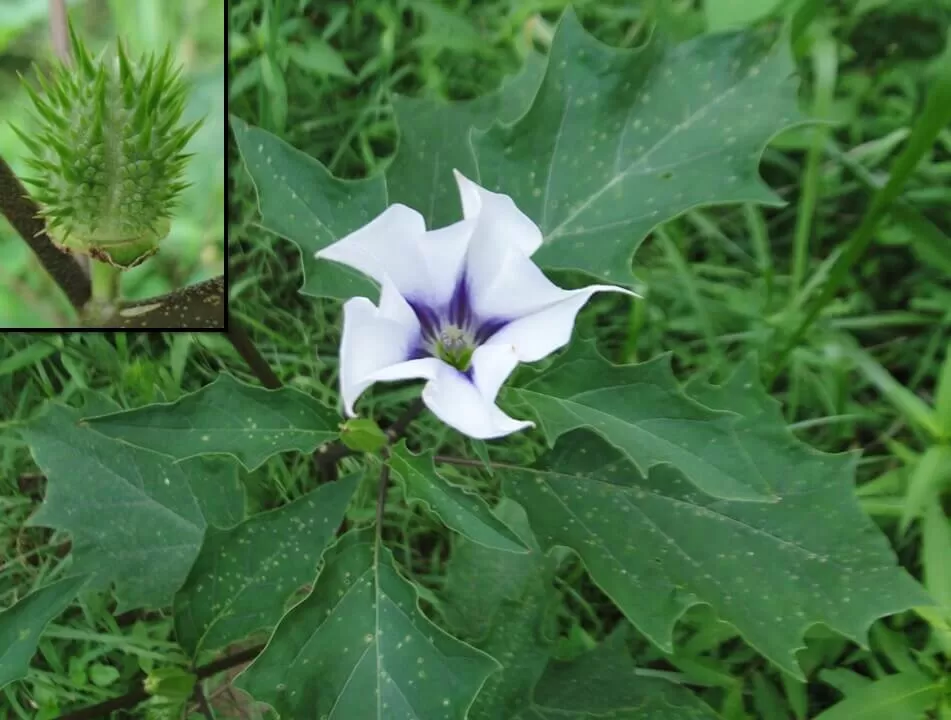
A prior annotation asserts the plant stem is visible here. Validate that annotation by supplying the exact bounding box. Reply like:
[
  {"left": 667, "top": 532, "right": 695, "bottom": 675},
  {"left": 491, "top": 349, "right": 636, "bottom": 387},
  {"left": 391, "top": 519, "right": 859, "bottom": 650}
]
[
  {"left": 93, "top": 275, "right": 225, "bottom": 329},
  {"left": 55, "top": 644, "right": 265, "bottom": 720},
  {"left": 192, "top": 681, "right": 215, "bottom": 720},
  {"left": 90, "top": 260, "right": 120, "bottom": 303},
  {"left": 0, "top": 155, "right": 91, "bottom": 310},
  {"left": 385, "top": 398, "right": 426, "bottom": 441},
  {"left": 224, "top": 312, "right": 282, "bottom": 389}
]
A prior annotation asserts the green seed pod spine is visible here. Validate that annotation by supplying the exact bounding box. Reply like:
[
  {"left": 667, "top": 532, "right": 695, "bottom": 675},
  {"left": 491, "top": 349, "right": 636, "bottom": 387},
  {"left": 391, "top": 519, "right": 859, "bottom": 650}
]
[{"left": 11, "top": 20, "right": 203, "bottom": 268}]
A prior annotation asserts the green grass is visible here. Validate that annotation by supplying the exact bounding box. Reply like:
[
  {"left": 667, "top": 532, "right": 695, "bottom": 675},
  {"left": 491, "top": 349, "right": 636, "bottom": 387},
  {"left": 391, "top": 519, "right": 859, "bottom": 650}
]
[
  {"left": 2, "top": 0, "right": 951, "bottom": 717},
  {"left": 0, "top": 0, "right": 225, "bottom": 328}
]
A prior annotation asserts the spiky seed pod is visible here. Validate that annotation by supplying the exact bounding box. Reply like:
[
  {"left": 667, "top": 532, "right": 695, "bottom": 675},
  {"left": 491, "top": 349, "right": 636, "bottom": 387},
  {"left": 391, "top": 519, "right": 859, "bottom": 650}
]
[{"left": 11, "top": 21, "right": 202, "bottom": 268}]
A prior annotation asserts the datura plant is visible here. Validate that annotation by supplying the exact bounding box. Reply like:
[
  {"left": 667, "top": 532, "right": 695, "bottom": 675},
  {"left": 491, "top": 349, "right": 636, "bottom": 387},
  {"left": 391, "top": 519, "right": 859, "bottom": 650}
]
[
  {"left": 2, "top": 8, "right": 934, "bottom": 720},
  {"left": 317, "top": 169, "right": 637, "bottom": 439},
  {"left": 12, "top": 20, "right": 200, "bottom": 272}
]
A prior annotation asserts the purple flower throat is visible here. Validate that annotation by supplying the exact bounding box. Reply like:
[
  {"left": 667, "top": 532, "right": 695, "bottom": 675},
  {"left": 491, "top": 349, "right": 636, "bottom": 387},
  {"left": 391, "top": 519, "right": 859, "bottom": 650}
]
[{"left": 405, "top": 274, "right": 507, "bottom": 372}]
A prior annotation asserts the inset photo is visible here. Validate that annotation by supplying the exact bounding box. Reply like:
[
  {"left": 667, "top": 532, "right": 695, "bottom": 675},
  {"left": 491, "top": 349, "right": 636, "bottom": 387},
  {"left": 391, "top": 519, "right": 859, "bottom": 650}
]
[{"left": 0, "top": 0, "right": 225, "bottom": 329}]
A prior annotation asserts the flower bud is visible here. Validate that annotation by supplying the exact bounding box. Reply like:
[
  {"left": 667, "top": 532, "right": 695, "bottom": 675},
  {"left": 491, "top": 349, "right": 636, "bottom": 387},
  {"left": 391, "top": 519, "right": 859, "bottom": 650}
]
[
  {"left": 143, "top": 667, "right": 196, "bottom": 700},
  {"left": 12, "top": 20, "right": 202, "bottom": 268},
  {"left": 339, "top": 418, "right": 389, "bottom": 453}
]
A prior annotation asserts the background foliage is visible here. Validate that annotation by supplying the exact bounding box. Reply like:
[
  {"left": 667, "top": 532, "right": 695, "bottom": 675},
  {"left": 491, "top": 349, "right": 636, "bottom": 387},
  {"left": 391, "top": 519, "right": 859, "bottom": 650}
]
[{"left": 1, "top": 0, "right": 950, "bottom": 717}]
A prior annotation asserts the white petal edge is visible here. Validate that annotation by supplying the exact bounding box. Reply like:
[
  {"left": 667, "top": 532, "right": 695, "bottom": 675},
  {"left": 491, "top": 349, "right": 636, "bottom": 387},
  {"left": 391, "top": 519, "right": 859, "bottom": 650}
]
[
  {"left": 337, "top": 281, "right": 421, "bottom": 415},
  {"left": 453, "top": 169, "right": 542, "bottom": 257},
  {"left": 421, "top": 361, "right": 534, "bottom": 440},
  {"left": 465, "top": 236, "right": 572, "bottom": 320},
  {"left": 469, "top": 343, "right": 521, "bottom": 401},
  {"left": 315, "top": 204, "right": 430, "bottom": 298},
  {"left": 484, "top": 285, "right": 639, "bottom": 363}
]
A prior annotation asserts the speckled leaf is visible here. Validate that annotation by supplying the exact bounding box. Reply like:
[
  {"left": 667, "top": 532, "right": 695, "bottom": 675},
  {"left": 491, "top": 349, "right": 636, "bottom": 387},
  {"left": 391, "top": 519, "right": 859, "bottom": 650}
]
[
  {"left": 174, "top": 472, "right": 360, "bottom": 658},
  {"left": 442, "top": 499, "right": 557, "bottom": 720},
  {"left": 236, "top": 529, "right": 499, "bottom": 719},
  {"left": 502, "top": 425, "right": 926, "bottom": 678},
  {"left": 515, "top": 628, "right": 719, "bottom": 719},
  {"left": 389, "top": 443, "right": 529, "bottom": 554},
  {"left": 22, "top": 400, "right": 246, "bottom": 611},
  {"left": 0, "top": 575, "right": 90, "bottom": 690},
  {"left": 387, "top": 53, "right": 546, "bottom": 229},
  {"left": 231, "top": 56, "right": 544, "bottom": 300},
  {"left": 83, "top": 373, "right": 339, "bottom": 472},
  {"left": 184, "top": 457, "right": 246, "bottom": 529},
  {"left": 510, "top": 340, "right": 770, "bottom": 502},
  {"left": 442, "top": 499, "right": 557, "bottom": 642},
  {"left": 474, "top": 8, "right": 806, "bottom": 284},
  {"left": 230, "top": 115, "right": 384, "bottom": 300}
]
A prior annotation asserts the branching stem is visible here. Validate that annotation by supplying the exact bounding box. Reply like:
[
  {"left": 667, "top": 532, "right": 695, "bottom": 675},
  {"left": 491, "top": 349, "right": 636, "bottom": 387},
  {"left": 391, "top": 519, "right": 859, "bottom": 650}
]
[
  {"left": 0, "top": 155, "right": 91, "bottom": 310},
  {"left": 224, "top": 312, "right": 282, "bottom": 389},
  {"left": 54, "top": 644, "right": 265, "bottom": 720}
]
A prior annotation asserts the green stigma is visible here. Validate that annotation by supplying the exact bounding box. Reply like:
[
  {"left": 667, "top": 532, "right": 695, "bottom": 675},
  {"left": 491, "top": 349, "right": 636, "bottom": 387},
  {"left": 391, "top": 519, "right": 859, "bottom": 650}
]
[{"left": 434, "top": 325, "right": 475, "bottom": 371}]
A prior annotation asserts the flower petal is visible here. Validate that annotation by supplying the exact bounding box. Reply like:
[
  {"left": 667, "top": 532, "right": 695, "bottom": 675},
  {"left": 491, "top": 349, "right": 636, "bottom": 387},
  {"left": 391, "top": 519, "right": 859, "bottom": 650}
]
[
  {"left": 453, "top": 170, "right": 542, "bottom": 257},
  {"left": 421, "top": 362, "right": 533, "bottom": 440},
  {"left": 338, "top": 279, "right": 421, "bottom": 415},
  {"left": 465, "top": 234, "right": 576, "bottom": 320},
  {"left": 469, "top": 343, "right": 520, "bottom": 401},
  {"left": 315, "top": 204, "right": 430, "bottom": 298},
  {"left": 484, "top": 285, "right": 637, "bottom": 363},
  {"left": 363, "top": 357, "right": 443, "bottom": 385},
  {"left": 416, "top": 219, "right": 476, "bottom": 308}
]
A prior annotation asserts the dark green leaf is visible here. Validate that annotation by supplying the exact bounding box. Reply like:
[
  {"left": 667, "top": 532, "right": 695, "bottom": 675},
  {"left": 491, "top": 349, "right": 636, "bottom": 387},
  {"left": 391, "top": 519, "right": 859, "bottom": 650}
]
[
  {"left": 231, "top": 55, "right": 545, "bottom": 300},
  {"left": 230, "top": 114, "right": 385, "bottom": 300},
  {"left": 502, "top": 382, "right": 926, "bottom": 679},
  {"left": 23, "top": 401, "right": 245, "bottom": 610},
  {"left": 387, "top": 53, "right": 546, "bottom": 230},
  {"left": 389, "top": 443, "right": 529, "bottom": 554},
  {"left": 475, "top": 8, "right": 806, "bottom": 284},
  {"left": 174, "top": 472, "right": 361, "bottom": 657},
  {"left": 236, "top": 529, "right": 498, "bottom": 719},
  {"left": 442, "top": 499, "right": 557, "bottom": 719},
  {"left": 519, "top": 628, "right": 719, "bottom": 719},
  {"left": 83, "top": 373, "right": 340, "bottom": 471},
  {"left": 511, "top": 340, "right": 771, "bottom": 501},
  {"left": 0, "top": 575, "right": 89, "bottom": 690}
]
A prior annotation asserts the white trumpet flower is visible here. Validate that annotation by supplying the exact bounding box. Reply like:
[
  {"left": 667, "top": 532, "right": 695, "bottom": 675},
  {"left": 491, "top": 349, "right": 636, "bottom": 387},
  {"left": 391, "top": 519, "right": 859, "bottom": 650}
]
[{"left": 316, "top": 170, "right": 637, "bottom": 439}]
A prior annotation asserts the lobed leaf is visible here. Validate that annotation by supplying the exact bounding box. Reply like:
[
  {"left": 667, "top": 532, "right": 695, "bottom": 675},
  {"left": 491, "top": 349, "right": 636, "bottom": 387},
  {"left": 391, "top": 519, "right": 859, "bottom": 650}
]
[
  {"left": 174, "top": 472, "right": 361, "bottom": 657},
  {"left": 23, "top": 399, "right": 245, "bottom": 611},
  {"left": 235, "top": 10, "right": 804, "bottom": 297},
  {"left": 231, "top": 55, "right": 545, "bottom": 301},
  {"left": 230, "top": 114, "right": 384, "bottom": 300},
  {"left": 510, "top": 340, "right": 770, "bottom": 502},
  {"left": 442, "top": 499, "right": 557, "bottom": 719},
  {"left": 389, "top": 443, "right": 529, "bottom": 554},
  {"left": 0, "top": 576, "right": 90, "bottom": 690},
  {"left": 83, "top": 373, "right": 340, "bottom": 471},
  {"left": 236, "top": 529, "right": 498, "bottom": 719},
  {"left": 475, "top": 7, "right": 807, "bottom": 284},
  {"left": 501, "top": 419, "right": 925, "bottom": 679},
  {"left": 386, "top": 52, "right": 547, "bottom": 230},
  {"left": 517, "top": 628, "right": 719, "bottom": 719}
]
